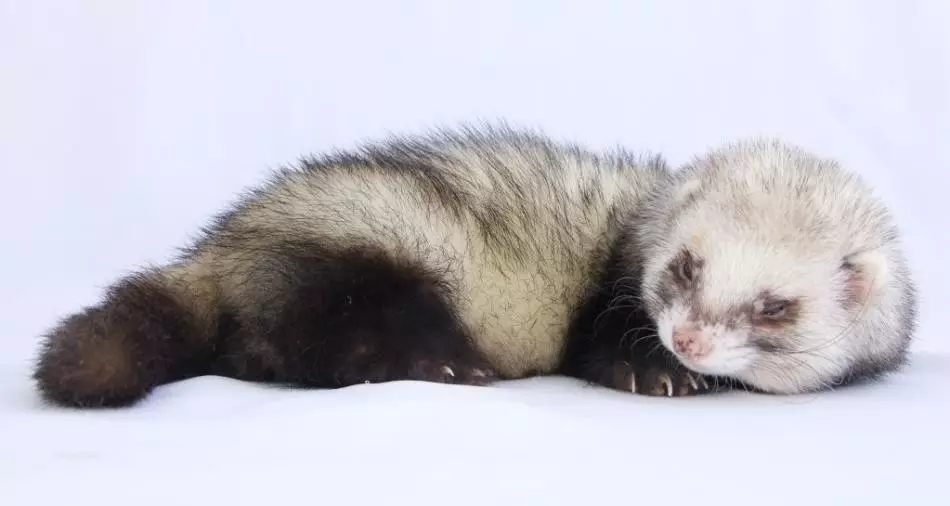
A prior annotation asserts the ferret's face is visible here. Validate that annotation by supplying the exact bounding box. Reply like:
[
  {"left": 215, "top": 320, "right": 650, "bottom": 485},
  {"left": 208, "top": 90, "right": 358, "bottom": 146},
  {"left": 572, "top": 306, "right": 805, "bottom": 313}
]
[
  {"left": 637, "top": 141, "right": 914, "bottom": 394},
  {"left": 641, "top": 231, "right": 858, "bottom": 394}
]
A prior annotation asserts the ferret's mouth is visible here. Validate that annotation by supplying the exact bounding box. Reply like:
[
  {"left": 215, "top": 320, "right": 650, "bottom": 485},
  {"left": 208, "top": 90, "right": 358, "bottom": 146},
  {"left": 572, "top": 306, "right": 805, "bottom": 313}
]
[{"left": 669, "top": 344, "right": 757, "bottom": 377}]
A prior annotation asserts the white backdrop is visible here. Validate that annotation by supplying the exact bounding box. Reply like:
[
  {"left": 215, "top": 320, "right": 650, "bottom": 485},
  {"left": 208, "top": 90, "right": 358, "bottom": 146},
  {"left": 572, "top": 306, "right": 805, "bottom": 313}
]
[
  {"left": 2, "top": 2, "right": 949, "bottom": 504},
  {"left": 2, "top": 1, "right": 948, "bottom": 362}
]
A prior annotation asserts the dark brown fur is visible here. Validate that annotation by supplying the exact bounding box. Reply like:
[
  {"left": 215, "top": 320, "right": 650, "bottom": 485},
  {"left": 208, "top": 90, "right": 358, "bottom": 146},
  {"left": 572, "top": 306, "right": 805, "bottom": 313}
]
[{"left": 34, "top": 271, "right": 217, "bottom": 407}]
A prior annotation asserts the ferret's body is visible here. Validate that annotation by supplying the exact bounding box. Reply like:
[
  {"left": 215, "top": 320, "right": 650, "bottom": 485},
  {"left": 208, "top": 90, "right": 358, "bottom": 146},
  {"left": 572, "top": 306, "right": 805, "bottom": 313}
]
[
  {"left": 35, "top": 126, "right": 687, "bottom": 406},
  {"left": 33, "top": 126, "right": 918, "bottom": 407}
]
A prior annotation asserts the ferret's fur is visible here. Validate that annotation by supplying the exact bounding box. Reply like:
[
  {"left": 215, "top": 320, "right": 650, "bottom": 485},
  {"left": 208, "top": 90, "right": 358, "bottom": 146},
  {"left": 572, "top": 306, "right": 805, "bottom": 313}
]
[{"left": 32, "top": 126, "right": 917, "bottom": 407}]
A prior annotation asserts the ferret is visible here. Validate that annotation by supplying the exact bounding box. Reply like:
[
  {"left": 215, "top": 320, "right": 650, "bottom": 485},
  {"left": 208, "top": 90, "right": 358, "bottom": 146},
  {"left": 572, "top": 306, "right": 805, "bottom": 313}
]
[{"left": 31, "top": 125, "right": 917, "bottom": 407}]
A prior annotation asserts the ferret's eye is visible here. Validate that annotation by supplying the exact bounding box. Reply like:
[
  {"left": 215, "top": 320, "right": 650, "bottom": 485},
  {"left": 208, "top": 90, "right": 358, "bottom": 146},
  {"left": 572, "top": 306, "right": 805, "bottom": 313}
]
[
  {"left": 674, "top": 253, "right": 695, "bottom": 284},
  {"left": 671, "top": 250, "right": 701, "bottom": 286},
  {"left": 678, "top": 260, "right": 693, "bottom": 283},
  {"left": 759, "top": 300, "right": 789, "bottom": 318}
]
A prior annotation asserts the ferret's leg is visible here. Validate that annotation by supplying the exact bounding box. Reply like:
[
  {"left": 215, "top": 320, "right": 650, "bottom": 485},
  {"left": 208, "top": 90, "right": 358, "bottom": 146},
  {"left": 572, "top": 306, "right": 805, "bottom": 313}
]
[
  {"left": 561, "top": 271, "right": 720, "bottom": 397},
  {"left": 212, "top": 246, "right": 497, "bottom": 388},
  {"left": 33, "top": 262, "right": 221, "bottom": 408}
]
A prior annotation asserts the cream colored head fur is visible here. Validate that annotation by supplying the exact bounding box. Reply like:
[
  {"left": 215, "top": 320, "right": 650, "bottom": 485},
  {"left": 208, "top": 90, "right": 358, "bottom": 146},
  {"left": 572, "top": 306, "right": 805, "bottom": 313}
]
[{"left": 634, "top": 139, "right": 917, "bottom": 394}]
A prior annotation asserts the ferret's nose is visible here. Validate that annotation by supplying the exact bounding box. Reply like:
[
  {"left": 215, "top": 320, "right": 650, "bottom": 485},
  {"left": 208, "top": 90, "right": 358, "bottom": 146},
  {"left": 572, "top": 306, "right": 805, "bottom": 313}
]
[{"left": 672, "top": 327, "right": 711, "bottom": 360}]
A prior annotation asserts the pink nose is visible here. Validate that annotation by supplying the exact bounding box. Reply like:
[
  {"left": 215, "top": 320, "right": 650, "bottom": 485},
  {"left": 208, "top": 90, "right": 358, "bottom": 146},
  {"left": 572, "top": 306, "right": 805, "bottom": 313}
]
[{"left": 672, "top": 327, "right": 710, "bottom": 360}]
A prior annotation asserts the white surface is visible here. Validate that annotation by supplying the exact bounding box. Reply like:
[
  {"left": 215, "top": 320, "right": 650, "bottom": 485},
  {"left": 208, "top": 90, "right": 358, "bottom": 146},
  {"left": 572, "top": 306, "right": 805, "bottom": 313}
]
[{"left": 1, "top": 1, "right": 948, "bottom": 505}]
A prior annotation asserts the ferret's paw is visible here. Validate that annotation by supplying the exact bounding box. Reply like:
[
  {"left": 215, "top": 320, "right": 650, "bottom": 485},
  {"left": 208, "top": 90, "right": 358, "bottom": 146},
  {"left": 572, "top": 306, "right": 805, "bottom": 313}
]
[
  {"left": 407, "top": 359, "right": 498, "bottom": 386},
  {"left": 630, "top": 365, "right": 712, "bottom": 397}
]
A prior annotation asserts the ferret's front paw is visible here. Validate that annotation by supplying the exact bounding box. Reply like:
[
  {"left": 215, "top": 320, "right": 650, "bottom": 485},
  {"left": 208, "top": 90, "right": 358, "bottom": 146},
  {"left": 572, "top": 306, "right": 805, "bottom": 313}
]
[
  {"left": 604, "top": 361, "right": 712, "bottom": 397},
  {"left": 632, "top": 365, "right": 711, "bottom": 397}
]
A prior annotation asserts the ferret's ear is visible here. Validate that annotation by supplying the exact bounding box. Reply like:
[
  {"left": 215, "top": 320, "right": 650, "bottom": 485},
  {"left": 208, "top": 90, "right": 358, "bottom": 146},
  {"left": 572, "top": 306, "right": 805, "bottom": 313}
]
[{"left": 842, "top": 249, "right": 889, "bottom": 308}]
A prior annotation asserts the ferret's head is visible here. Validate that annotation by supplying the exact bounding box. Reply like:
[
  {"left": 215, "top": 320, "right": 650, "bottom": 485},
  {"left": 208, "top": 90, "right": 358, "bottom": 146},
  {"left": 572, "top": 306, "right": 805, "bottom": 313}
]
[{"left": 635, "top": 139, "right": 917, "bottom": 394}]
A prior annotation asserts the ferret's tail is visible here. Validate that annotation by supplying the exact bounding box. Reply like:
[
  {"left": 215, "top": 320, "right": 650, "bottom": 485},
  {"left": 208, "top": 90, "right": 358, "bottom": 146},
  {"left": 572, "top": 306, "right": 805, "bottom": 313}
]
[{"left": 33, "top": 260, "right": 222, "bottom": 408}]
